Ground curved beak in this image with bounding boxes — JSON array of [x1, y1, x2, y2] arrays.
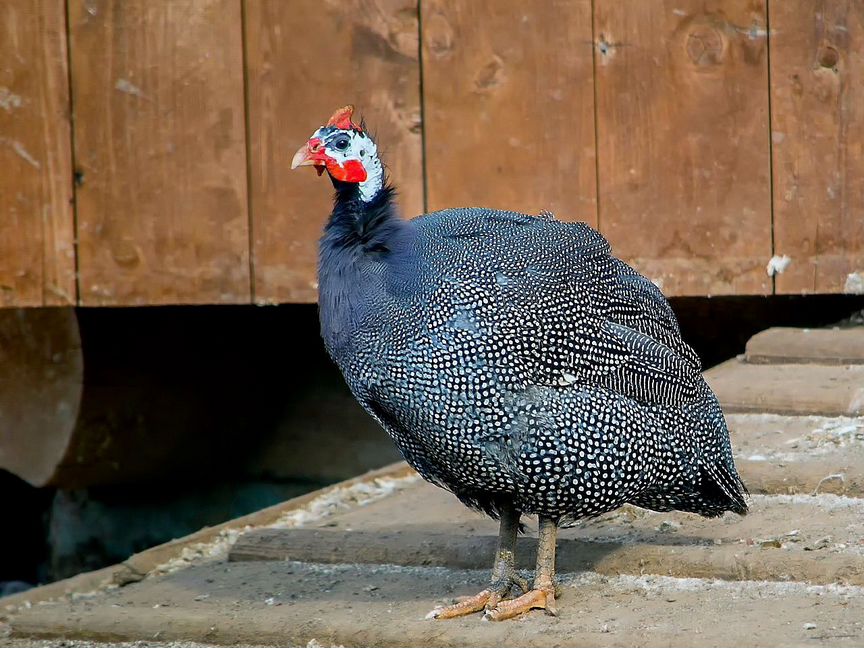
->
[[291, 138, 328, 176]]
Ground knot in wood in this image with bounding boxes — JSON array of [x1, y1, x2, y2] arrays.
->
[[426, 14, 454, 58], [818, 45, 839, 70], [474, 56, 505, 92], [111, 241, 141, 268], [686, 25, 725, 66]]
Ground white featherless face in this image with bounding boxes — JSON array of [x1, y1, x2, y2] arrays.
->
[[291, 105, 384, 203], [314, 127, 383, 202]]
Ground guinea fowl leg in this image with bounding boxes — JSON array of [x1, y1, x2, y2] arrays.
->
[[426, 504, 528, 619], [484, 515, 559, 621]]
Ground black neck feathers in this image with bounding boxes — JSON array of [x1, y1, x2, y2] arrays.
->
[[324, 181, 402, 254]]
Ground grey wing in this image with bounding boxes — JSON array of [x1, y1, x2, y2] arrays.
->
[[602, 259, 701, 371], [413, 209, 703, 406], [409, 210, 745, 512], [489, 241, 702, 406]]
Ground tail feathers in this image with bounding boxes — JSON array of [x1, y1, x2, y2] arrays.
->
[[702, 461, 749, 515]]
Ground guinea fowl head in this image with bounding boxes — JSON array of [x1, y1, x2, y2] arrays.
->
[[291, 104, 384, 203], [295, 106, 407, 357]]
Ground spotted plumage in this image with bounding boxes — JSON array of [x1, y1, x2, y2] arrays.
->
[[325, 203, 746, 521], [294, 106, 747, 620]]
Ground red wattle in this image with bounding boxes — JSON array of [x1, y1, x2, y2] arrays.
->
[[327, 158, 367, 183]]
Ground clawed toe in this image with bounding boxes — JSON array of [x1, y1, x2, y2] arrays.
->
[[483, 588, 557, 622], [429, 511, 561, 622], [426, 589, 492, 619], [427, 575, 529, 620]]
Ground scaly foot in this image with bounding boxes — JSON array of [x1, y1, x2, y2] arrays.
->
[[483, 515, 562, 620], [426, 572, 530, 620], [483, 586, 558, 621]]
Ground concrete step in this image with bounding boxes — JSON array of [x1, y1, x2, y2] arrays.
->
[[228, 479, 864, 584], [705, 359, 864, 416], [745, 327, 864, 365], [230, 521, 864, 586]]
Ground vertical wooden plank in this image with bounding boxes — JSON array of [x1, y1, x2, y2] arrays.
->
[[246, 0, 423, 304], [595, 0, 772, 296], [770, 1, 864, 294], [421, 0, 597, 224], [69, 0, 250, 305], [0, 0, 75, 306]]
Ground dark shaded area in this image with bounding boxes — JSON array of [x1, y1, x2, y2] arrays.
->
[[1, 294, 862, 590], [671, 294, 864, 369], [60, 304, 393, 489], [46, 478, 324, 580], [69, 304, 325, 487], [0, 470, 52, 585], [1, 303, 393, 589]]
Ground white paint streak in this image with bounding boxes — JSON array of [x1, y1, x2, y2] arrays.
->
[[0, 87, 23, 112], [766, 255, 792, 276], [844, 272, 864, 294], [114, 78, 147, 99], [729, 414, 864, 463], [812, 418, 864, 440], [229, 560, 864, 600], [1, 138, 40, 168], [748, 27, 770, 39]]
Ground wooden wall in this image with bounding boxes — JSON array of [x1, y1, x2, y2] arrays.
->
[[0, 0, 75, 306], [1, 0, 862, 306]]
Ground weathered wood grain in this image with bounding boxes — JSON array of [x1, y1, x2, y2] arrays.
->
[[594, 0, 772, 296], [0, 0, 76, 306], [421, 0, 597, 224], [770, 1, 864, 294], [246, 0, 423, 304], [7, 1, 864, 306], [69, 0, 250, 305]]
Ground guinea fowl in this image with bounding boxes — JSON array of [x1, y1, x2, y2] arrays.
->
[[292, 105, 748, 621]]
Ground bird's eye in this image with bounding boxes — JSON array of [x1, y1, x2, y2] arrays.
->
[[334, 138, 349, 151]]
